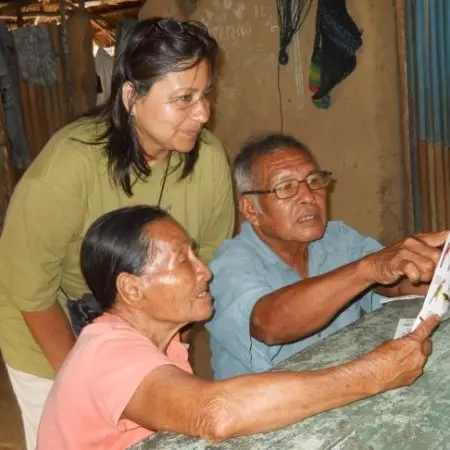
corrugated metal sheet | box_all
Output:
[0,14,97,230]
[17,23,71,159]
[401,0,450,232]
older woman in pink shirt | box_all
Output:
[37,205,437,450]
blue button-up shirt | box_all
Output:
[206,221,384,379]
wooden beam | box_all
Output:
[16,5,24,27]
[76,0,139,6]
[88,6,141,20]
[0,0,141,13]
[0,11,60,19]
[0,0,133,5]
[0,5,141,20]
[0,1,35,8]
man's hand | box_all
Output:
[361,314,439,393]
[361,231,448,286]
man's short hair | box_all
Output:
[233,133,315,194]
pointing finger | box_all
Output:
[416,231,449,248]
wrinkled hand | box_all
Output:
[363,314,439,393]
[361,231,448,286]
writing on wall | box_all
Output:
[200,1,279,44]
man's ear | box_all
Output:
[121,82,136,113]
[239,195,262,227]
[116,272,143,308]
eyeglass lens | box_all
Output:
[275,172,330,199]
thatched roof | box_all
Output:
[0,1,144,46]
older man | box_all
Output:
[206,133,446,379]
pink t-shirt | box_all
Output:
[37,314,192,450]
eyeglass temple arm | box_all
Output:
[241,189,274,196]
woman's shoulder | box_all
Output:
[24,119,107,183]
[44,118,106,149]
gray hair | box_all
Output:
[233,133,314,195]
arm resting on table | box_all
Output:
[124,315,437,442]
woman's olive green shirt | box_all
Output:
[0,120,235,379]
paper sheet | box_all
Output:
[411,233,450,331]
[392,233,450,338]
[381,295,424,304]
[394,318,415,339]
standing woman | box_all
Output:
[0,18,234,449]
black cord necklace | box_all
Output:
[157,151,172,208]
[60,151,173,314]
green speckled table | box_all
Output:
[129,300,450,450]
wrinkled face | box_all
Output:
[242,148,329,245]
[130,60,212,156]
[138,219,213,325]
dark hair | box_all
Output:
[80,18,219,196]
[234,133,315,193]
[77,205,170,328]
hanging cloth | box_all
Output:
[11,24,57,86]
[94,46,114,105]
[308,0,362,108]
[0,23,31,169]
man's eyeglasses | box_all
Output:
[241,170,333,200]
